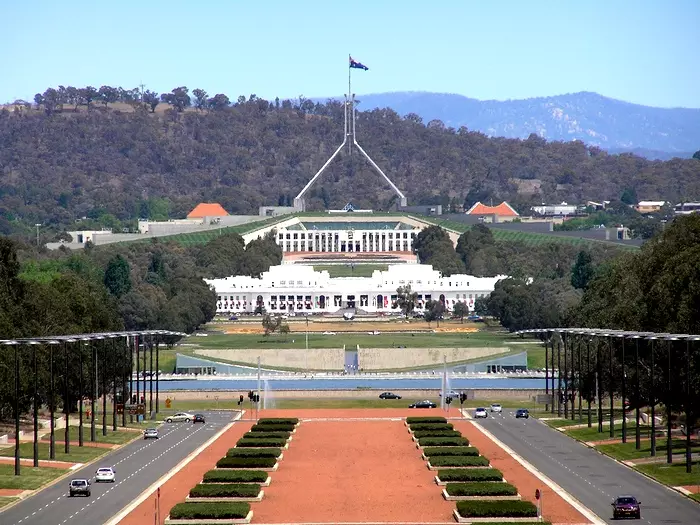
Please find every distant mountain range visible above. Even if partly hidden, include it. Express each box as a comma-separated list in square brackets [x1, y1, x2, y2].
[316, 91, 700, 159]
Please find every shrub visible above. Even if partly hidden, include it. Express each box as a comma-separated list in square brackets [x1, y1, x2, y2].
[406, 416, 447, 424]
[409, 423, 454, 431]
[257, 418, 298, 425]
[242, 431, 290, 439]
[250, 424, 295, 432]
[429, 456, 489, 467]
[236, 438, 287, 448]
[437, 468, 503, 482]
[446, 482, 518, 497]
[189, 483, 261, 498]
[456, 500, 538, 518]
[169, 502, 251, 519]
[216, 457, 277, 469]
[423, 446, 479, 457]
[227, 448, 281, 458]
[418, 437, 469, 447]
[202, 470, 268, 483]
[413, 430, 463, 439]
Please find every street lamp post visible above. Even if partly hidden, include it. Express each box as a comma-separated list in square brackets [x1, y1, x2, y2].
[620, 335, 627, 444]
[608, 335, 615, 438]
[155, 336, 160, 414]
[633, 335, 642, 450]
[563, 334, 569, 420]
[587, 337, 592, 428]
[649, 336, 657, 457]
[49, 341, 56, 460]
[577, 334, 583, 423]
[597, 338, 604, 434]
[64, 341, 71, 454]
[557, 340, 562, 417]
[666, 336, 678, 464]
[686, 337, 698, 474]
[544, 337, 549, 412]
[111, 337, 117, 431]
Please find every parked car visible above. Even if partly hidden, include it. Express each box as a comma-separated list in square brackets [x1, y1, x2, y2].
[490, 403, 502, 413]
[409, 400, 437, 409]
[439, 390, 461, 398]
[166, 412, 194, 423]
[143, 428, 159, 439]
[474, 407, 488, 418]
[379, 392, 402, 399]
[193, 414, 206, 423]
[95, 467, 115, 483]
[515, 408, 530, 419]
[69, 479, 91, 497]
[612, 495, 641, 520]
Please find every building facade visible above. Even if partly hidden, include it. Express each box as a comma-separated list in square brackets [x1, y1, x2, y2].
[205, 264, 508, 315]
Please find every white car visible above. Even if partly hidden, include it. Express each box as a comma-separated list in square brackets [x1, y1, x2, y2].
[490, 403, 502, 413]
[144, 428, 159, 439]
[94, 467, 115, 483]
[474, 407, 488, 418]
[166, 412, 194, 423]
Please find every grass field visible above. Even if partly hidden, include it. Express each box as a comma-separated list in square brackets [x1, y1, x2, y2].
[564, 421, 650, 442]
[0, 496, 18, 508]
[0, 442, 108, 464]
[635, 461, 700, 487]
[0, 464, 68, 490]
[311, 264, 388, 277]
[41, 426, 138, 445]
[597, 439, 700, 461]
[150, 215, 288, 247]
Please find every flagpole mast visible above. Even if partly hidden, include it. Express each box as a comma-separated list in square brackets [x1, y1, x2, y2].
[348, 53, 352, 153]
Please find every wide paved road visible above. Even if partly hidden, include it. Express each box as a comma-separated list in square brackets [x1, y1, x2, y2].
[471, 410, 700, 525]
[3, 411, 238, 525]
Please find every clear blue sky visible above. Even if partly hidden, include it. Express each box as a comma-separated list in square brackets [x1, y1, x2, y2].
[4, 0, 699, 108]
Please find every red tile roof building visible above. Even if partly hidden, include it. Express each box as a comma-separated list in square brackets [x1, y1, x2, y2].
[187, 203, 229, 219]
[465, 202, 520, 217]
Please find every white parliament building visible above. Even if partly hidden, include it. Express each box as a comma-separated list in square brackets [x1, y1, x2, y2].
[205, 264, 507, 315]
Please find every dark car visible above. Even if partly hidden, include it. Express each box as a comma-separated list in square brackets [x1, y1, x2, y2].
[193, 414, 206, 423]
[515, 409, 530, 419]
[612, 495, 641, 519]
[379, 392, 402, 399]
[409, 400, 437, 409]
[68, 478, 91, 497]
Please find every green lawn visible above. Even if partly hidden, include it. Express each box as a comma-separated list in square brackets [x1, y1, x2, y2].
[0, 442, 108, 464]
[0, 464, 69, 490]
[160, 216, 288, 247]
[42, 426, 139, 445]
[635, 461, 700, 487]
[312, 264, 388, 277]
[691, 493, 700, 502]
[0, 496, 18, 508]
[597, 439, 700, 461]
[565, 421, 650, 442]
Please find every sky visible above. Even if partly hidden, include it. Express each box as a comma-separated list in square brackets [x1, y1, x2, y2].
[3, 0, 700, 108]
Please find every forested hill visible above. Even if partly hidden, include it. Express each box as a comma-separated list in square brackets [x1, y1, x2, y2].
[1, 93, 700, 235]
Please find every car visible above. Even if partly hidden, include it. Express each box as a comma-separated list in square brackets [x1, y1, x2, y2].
[166, 412, 194, 423]
[379, 392, 402, 399]
[490, 403, 502, 413]
[439, 390, 461, 398]
[612, 495, 641, 520]
[409, 400, 437, 409]
[94, 467, 115, 483]
[68, 479, 91, 497]
[193, 414, 206, 423]
[474, 407, 488, 418]
[143, 428, 159, 439]
[515, 408, 530, 419]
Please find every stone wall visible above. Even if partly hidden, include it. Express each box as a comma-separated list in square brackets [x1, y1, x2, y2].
[195, 348, 345, 371]
[357, 347, 510, 370]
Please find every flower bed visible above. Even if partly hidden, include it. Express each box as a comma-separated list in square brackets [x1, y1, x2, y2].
[417, 436, 470, 447]
[406, 416, 447, 424]
[454, 500, 538, 521]
[256, 418, 298, 425]
[423, 446, 480, 457]
[226, 448, 281, 458]
[236, 438, 288, 448]
[216, 457, 277, 469]
[165, 502, 252, 524]
[202, 470, 269, 485]
[436, 468, 504, 483]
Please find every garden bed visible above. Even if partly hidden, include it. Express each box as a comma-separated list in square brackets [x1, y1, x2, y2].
[412, 430, 463, 439]
[202, 470, 269, 485]
[422, 446, 480, 457]
[215, 457, 278, 471]
[249, 424, 296, 433]
[452, 500, 538, 523]
[408, 423, 455, 433]
[435, 468, 504, 483]
[164, 502, 252, 524]
[186, 483, 264, 503]
[226, 448, 282, 459]
[241, 431, 291, 441]
[417, 437, 470, 447]
[427, 456, 489, 468]
[235, 438, 289, 448]
[443, 482, 520, 501]
[405, 417, 447, 425]
[256, 418, 299, 426]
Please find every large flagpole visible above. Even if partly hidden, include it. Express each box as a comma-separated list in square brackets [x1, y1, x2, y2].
[348, 54, 352, 153]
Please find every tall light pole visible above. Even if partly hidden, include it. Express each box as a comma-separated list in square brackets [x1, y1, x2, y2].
[35, 223, 41, 247]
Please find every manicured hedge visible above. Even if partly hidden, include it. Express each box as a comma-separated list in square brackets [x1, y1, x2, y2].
[243, 431, 290, 439]
[257, 418, 298, 425]
[446, 482, 518, 497]
[190, 483, 261, 498]
[169, 502, 251, 519]
[409, 423, 454, 431]
[418, 437, 470, 447]
[236, 438, 287, 448]
[456, 500, 538, 518]
[437, 468, 503, 482]
[216, 457, 277, 469]
[250, 424, 295, 432]
[413, 430, 463, 439]
[227, 447, 281, 458]
[429, 456, 490, 467]
[202, 470, 268, 483]
[406, 416, 447, 424]
[423, 446, 480, 457]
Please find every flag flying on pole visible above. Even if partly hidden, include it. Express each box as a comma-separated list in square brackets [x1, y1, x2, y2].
[349, 56, 369, 71]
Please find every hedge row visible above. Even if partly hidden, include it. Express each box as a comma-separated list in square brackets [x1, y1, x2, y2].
[418, 437, 469, 447]
[413, 430, 463, 439]
[236, 438, 287, 448]
[456, 500, 537, 518]
[202, 470, 268, 483]
[423, 446, 480, 457]
[189, 483, 261, 498]
[216, 457, 277, 469]
[446, 482, 518, 497]
[406, 416, 447, 424]
[250, 424, 295, 432]
[409, 423, 454, 431]
[429, 455, 490, 467]
[437, 468, 504, 482]
[257, 418, 298, 425]
[226, 447, 281, 458]
[169, 502, 251, 519]
[242, 431, 290, 439]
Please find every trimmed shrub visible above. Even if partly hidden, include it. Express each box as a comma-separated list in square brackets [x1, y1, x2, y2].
[423, 446, 479, 457]
[456, 500, 538, 518]
[236, 438, 287, 448]
[169, 502, 251, 519]
[242, 431, 290, 440]
[437, 468, 503, 482]
[413, 430, 463, 439]
[429, 456, 490, 467]
[446, 482, 518, 497]
[406, 416, 447, 424]
[257, 418, 298, 425]
[250, 423, 295, 432]
[216, 457, 277, 469]
[418, 437, 469, 447]
[227, 447, 281, 458]
[409, 423, 454, 431]
[202, 470, 268, 483]
[190, 483, 261, 498]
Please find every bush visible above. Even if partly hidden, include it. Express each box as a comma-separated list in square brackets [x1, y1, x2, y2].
[250, 424, 295, 432]
[216, 457, 277, 469]
[242, 431, 290, 439]
[429, 456, 490, 467]
[406, 416, 447, 424]
[413, 430, 463, 439]
[169, 502, 250, 519]
[227, 448, 281, 458]
[446, 482, 518, 497]
[189, 483, 261, 498]
[409, 423, 454, 431]
[423, 446, 479, 457]
[437, 468, 503, 482]
[236, 438, 287, 448]
[418, 437, 469, 447]
[257, 418, 298, 425]
[202, 470, 268, 483]
[456, 500, 538, 518]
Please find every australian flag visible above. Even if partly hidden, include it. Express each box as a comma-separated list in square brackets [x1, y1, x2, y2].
[349, 56, 369, 71]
